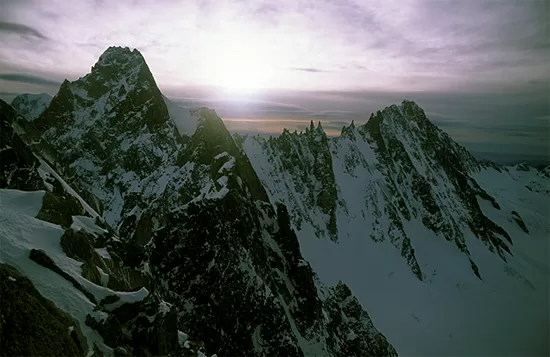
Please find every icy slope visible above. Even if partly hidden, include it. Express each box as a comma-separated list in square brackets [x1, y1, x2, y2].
[163, 94, 198, 135]
[10, 93, 52, 120]
[241, 100, 550, 356]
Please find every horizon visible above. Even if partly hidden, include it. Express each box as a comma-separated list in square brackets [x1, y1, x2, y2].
[1, 0, 548, 162]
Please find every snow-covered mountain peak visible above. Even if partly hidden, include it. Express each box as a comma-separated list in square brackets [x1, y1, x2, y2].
[367, 100, 428, 132]
[26, 47, 183, 228]
[78, 47, 154, 99]
[361, 99, 479, 173]
[400, 99, 424, 114]
[340, 120, 356, 139]
[94, 46, 144, 69]
[10, 93, 52, 120]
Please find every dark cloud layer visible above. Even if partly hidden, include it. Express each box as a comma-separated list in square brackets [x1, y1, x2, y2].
[0, 21, 47, 39]
[0, 73, 61, 86]
[288, 67, 326, 73]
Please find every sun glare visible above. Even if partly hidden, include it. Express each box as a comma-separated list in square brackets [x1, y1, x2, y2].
[203, 37, 278, 93]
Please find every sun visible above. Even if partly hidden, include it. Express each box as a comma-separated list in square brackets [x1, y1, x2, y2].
[216, 57, 268, 92]
[202, 38, 278, 93]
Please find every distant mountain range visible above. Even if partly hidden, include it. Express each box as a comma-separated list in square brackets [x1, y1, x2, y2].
[1, 46, 548, 356]
[10, 92, 52, 120]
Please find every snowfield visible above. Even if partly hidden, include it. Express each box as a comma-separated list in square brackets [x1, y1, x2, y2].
[298, 208, 549, 356]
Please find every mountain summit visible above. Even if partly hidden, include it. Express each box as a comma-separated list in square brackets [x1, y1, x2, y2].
[30, 46, 183, 225]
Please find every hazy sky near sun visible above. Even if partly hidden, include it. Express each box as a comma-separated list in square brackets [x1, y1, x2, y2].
[0, 0, 549, 162]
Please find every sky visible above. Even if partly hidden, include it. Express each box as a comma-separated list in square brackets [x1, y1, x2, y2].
[0, 0, 549, 163]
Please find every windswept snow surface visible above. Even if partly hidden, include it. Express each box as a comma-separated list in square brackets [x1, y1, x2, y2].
[0, 189, 110, 356]
[0, 189, 151, 356]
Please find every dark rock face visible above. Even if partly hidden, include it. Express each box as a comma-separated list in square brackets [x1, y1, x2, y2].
[36, 191, 87, 228]
[0, 263, 87, 357]
[511, 211, 529, 233]
[150, 196, 300, 356]
[59, 228, 147, 292]
[324, 282, 397, 356]
[0, 100, 46, 191]
[148, 193, 396, 357]
[187, 108, 270, 202]
[86, 297, 181, 357]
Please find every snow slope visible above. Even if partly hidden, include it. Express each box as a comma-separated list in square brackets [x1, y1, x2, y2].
[298, 195, 549, 356]
[0, 189, 110, 356]
[163, 95, 200, 135]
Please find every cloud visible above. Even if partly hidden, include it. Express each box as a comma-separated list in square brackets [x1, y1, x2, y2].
[306, 110, 354, 119]
[0, 73, 60, 86]
[288, 67, 326, 73]
[0, 0, 547, 93]
[169, 96, 357, 122]
[0, 21, 47, 39]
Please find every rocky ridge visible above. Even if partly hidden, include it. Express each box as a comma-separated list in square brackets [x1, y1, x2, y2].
[241, 100, 540, 280]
